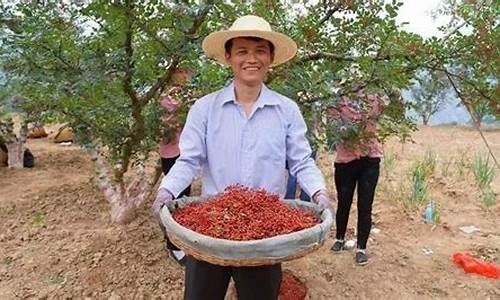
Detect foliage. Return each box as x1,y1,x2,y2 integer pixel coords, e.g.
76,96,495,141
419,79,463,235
407,150,436,208
382,150,396,177
472,152,496,189
421,149,437,177
481,190,496,208
432,0,499,123
1,0,497,221
408,162,430,208
32,212,47,227
1,0,215,182
0,0,428,176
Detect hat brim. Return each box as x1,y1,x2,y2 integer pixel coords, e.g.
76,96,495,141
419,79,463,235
202,30,297,67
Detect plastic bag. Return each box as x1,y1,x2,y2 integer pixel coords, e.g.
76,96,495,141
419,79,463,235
452,252,500,279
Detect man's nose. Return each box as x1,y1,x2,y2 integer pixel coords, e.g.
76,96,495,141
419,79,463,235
246,52,258,62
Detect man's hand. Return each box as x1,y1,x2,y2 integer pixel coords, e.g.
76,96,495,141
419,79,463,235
313,189,333,212
151,188,174,222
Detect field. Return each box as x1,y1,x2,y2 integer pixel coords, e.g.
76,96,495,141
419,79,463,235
0,125,499,299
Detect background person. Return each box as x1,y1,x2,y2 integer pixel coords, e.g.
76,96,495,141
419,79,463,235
157,69,192,265
329,88,384,266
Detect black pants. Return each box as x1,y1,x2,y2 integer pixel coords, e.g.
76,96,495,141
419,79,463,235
334,157,380,249
161,156,191,250
184,256,281,300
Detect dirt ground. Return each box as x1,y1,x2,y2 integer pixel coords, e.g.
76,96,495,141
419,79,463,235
0,125,499,299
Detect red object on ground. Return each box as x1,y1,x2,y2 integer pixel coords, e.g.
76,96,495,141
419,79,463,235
231,270,307,299
173,185,319,241
279,271,307,300
452,252,500,279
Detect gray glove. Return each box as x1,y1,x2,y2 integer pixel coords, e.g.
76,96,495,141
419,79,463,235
151,188,174,223
313,189,333,212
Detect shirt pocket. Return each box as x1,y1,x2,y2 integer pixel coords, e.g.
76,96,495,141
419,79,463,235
255,123,286,164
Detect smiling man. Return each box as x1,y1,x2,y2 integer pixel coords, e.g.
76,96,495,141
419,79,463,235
151,15,332,300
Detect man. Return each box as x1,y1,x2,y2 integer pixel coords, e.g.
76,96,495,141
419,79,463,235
152,15,331,300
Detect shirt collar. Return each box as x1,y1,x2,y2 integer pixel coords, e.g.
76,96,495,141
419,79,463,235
220,81,280,108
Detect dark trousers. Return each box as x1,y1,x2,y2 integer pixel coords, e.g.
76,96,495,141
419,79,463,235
285,151,316,201
185,256,282,300
161,156,191,250
334,157,380,249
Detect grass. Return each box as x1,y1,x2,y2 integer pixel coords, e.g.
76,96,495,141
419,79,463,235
409,165,429,207
440,157,453,178
454,149,471,178
482,190,497,207
3,256,13,267
32,212,46,226
44,275,65,285
405,150,436,208
471,153,497,208
382,151,396,178
472,153,496,190
421,149,437,178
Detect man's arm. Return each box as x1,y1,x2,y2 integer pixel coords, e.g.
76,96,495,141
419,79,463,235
160,101,207,197
285,103,326,198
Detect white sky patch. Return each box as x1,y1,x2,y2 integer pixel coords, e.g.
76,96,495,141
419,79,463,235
395,0,450,38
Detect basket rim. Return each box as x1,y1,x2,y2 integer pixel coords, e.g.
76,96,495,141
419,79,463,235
160,197,332,247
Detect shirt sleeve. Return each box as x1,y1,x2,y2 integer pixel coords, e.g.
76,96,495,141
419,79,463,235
160,100,207,197
286,103,326,197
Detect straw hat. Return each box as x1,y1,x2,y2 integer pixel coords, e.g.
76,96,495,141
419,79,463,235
202,15,297,67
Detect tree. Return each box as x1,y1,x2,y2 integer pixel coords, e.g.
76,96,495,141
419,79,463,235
1,1,217,223
4,0,481,223
431,0,499,168
410,71,450,125
430,0,499,119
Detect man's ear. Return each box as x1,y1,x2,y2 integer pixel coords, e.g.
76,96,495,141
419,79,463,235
270,52,275,64
225,52,231,63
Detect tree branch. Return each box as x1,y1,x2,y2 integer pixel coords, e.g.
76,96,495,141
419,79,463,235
318,3,342,26
301,51,413,63
39,43,79,73
140,3,214,103
117,0,141,182
435,67,496,109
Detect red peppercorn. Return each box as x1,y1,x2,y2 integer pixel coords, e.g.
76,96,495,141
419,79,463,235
173,185,319,241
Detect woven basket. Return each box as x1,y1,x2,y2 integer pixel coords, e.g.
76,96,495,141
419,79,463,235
160,197,333,266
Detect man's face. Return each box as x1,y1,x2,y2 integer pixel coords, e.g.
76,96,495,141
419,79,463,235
225,38,274,86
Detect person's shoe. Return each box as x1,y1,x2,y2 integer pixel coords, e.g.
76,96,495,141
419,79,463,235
355,249,368,266
331,240,345,253
168,249,187,266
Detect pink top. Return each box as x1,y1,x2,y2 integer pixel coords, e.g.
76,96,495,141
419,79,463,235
159,88,182,158
159,128,181,158
330,93,384,163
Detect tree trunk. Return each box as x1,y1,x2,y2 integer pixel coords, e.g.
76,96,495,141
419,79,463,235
6,141,23,169
422,115,429,126
110,200,138,224
90,144,162,224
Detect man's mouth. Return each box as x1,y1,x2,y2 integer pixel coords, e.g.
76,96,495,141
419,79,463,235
243,66,260,71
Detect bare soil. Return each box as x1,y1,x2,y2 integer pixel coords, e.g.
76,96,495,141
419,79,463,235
0,125,499,299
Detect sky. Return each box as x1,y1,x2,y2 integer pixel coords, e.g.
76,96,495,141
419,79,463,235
395,0,449,38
